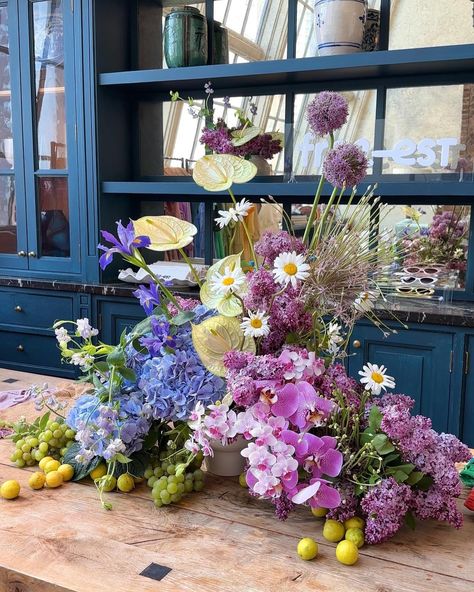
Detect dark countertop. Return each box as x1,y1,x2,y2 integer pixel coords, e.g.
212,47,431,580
1,276,474,328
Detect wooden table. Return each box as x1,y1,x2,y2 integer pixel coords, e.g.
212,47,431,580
0,373,473,592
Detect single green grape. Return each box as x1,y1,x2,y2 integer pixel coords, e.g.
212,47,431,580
167,475,177,484
34,450,45,462
167,482,178,495
60,447,68,457
147,476,157,488
29,437,39,448
22,452,32,462
153,467,164,478
38,442,49,453
193,469,204,481
144,468,154,479
184,480,194,493
49,438,58,448
154,498,163,508
43,430,53,442
176,473,185,484
193,480,204,492
52,429,62,440
16,459,26,468
177,483,185,494
49,421,60,431
12,449,23,461
160,490,171,504
65,429,75,439
166,464,176,475
21,443,31,453
170,493,181,503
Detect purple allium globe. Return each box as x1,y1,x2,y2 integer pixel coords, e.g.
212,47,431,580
307,91,349,137
323,143,368,189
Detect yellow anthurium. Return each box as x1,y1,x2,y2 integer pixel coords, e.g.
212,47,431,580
193,154,257,192
192,315,256,377
133,215,197,251
231,125,262,147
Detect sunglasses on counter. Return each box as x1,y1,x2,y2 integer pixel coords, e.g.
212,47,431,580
402,265,444,275
395,287,435,296
399,276,437,286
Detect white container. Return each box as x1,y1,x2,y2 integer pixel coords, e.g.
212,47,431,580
314,0,367,56
205,436,248,477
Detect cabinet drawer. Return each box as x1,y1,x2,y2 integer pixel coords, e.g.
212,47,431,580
0,329,72,377
0,290,74,330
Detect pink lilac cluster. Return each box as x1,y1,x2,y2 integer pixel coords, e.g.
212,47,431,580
243,268,312,353
323,143,369,189
307,91,349,137
430,210,466,241
200,122,282,159
255,231,306,265
327,482,359,522
168,295,201,316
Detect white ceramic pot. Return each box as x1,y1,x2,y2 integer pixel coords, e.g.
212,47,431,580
205,436,248,477
249,154,273,175
314,0,367,56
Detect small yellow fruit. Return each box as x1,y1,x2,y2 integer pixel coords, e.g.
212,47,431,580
323,519,345,543
90,464,107,481
297,537,318,561
45,470,63,488
344,516,365,530
0,479,20,499
117,473,135,493
28,472,46,490
311,506,328,518
101,475,117,492
57,464,74,482
239,473,248,488
44,459,61,474
336,540,359,565
39,456,54,471
345,527,364,548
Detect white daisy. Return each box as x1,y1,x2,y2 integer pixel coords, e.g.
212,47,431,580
241,310,270,338
358,362,396,395
210,265,246,295
234,199,253,220
273,251,310,288
354,290,377,313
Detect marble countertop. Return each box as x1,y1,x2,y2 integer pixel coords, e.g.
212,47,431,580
1,276,474,327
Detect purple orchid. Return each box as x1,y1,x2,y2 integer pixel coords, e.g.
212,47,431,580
133,282,161,315
271,381,335,430
292,478,342,509
98,220,150,270
299,433,343,478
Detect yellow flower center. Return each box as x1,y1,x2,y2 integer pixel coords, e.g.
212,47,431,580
222,277,235,286
371,371,384,384
250,318,263,329
283,262,298,276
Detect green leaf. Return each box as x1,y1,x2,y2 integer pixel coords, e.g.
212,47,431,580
372,434,395,455
114,450,151,479
142,424,162,450
416,474,434,491
368,405,383,432
392,470,409,483
171,310,196,326
62,442,102,482
106,348,126,367
130,316,153,338
117,366,137,383
114,453,132,464
39,412,51,431
383,452,401,465
360,429,375,446
95,361,110,373
404,511,416,530
406,471,425,486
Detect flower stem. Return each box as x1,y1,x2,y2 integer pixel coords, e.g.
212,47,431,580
228,188,258,268
134,256,183,311
310,186,339,250
178,248,203,288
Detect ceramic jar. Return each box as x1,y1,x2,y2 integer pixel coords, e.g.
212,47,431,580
213,21,229,64
362,8,380,51
314,0,367,56
164,6,208,68
206,437,247,477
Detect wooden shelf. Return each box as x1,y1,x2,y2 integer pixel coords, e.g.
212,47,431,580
99,45,474,97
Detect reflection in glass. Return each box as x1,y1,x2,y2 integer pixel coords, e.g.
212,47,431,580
38,177,70,257
0,4,13,169
33,0,67,169
0,175,16,253
383,85,473,175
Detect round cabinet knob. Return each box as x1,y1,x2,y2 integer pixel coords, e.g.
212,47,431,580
17,250,27,257
353,340,361,349
17,345,24,352
14,305,23,312
28,251,37,258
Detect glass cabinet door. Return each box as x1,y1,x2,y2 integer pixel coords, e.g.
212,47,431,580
0,0,28,270
20,0,80,273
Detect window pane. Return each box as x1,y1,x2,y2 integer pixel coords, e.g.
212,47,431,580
382,85,473,176
0,4,13,169
389,0,474,50
33,0,67,169
38,177,70,257
0,175,16,253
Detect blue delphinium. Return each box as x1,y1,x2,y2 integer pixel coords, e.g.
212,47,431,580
138,305,226,422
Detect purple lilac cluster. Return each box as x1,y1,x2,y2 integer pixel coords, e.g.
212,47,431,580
255,230,306,265
323,143,368,189
200,123,282,159
307,91,349,137
430,210,466,241
327,482,359,522
314,363,362,408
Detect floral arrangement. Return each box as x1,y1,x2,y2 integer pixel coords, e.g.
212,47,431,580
171,82,283,161
8,91,470,547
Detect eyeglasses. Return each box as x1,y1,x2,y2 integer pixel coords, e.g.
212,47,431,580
395,287,435,296
402,265,443,275
399,276,437,286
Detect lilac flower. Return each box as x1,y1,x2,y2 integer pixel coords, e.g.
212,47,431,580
307,91,349,137
327,482,359,522
254,230,306,265
204,81,214,95
249,102,258,116
272,491,294,520
133,283,161,315
98,220,150,270
323,143,368,189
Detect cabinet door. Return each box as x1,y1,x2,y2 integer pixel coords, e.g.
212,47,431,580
96,299,146,345
0,1,28,271
462,335,474,447
347,324,454,434
18,0,80,274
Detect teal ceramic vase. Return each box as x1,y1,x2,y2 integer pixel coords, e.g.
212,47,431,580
213,21,229,64
164,6,208,68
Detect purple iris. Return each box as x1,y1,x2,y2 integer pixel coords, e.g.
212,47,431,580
271,381,335,430
133,282,161,315
140,318,176,357
98,220,150,270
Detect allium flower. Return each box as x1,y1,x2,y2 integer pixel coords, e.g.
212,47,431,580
241,310,271,338
133,283,161,315
98,220,151,270
255,230,306,265
55,327,70,345
359,363,395,395
323,143,368,189
211,265,246,295
273,251,310,288
75,318,99,339
306,91,348,137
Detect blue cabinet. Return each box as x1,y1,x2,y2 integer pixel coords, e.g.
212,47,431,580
461,335,474,447
94,297,145,345
347,323,455,435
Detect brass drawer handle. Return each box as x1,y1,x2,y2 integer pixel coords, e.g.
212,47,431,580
14,305,23,312
28,251,37,258
17,345,24,352
353,340,361,349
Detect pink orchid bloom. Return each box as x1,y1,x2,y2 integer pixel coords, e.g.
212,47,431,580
300,433,343,479
247,469,282,497
291,478,341,509
281,429,309,457
241,443,276,471
271,381,334,430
